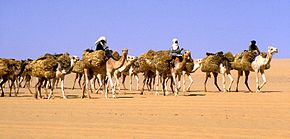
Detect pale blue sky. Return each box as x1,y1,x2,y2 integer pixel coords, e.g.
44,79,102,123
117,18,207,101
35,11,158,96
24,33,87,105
0,0,289,59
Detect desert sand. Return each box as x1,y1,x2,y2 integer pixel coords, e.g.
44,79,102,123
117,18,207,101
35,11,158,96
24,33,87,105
0,59,290,139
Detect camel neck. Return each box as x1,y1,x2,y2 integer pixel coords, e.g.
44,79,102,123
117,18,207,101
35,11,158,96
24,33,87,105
114,53,126,69
265,52,273,65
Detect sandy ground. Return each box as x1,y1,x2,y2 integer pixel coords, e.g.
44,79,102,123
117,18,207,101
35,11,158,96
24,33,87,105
0,59,290,139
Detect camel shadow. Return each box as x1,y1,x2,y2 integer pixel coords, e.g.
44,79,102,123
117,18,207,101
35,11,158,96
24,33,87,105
116,96,134,99
187,93,206,97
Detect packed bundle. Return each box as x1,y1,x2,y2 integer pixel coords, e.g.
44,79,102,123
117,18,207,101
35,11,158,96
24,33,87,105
72,60,85,73
31,54,58,79
138,50,157,72
201,55,222,73
0,58,11,76
82,49,107,68
153,50,171,73
56,53,71,69
230,51,255,71
223,52,235,62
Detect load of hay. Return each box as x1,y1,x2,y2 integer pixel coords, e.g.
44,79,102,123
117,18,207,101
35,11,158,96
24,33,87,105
230,51,255,71
0,58,12,76
56,53,71,69
223,52,235,62
82,49,107,68
201,54,222,73
31,54,58,79
153,50,172,73
138,50,157,72
72,60,85,73
0,58,22,77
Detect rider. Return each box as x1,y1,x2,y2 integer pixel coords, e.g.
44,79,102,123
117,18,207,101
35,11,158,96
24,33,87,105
248,40,260,56
170,38,183,62
95,36,112,57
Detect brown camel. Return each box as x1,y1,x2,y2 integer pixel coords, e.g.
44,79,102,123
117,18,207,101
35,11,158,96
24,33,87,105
170,50,191,96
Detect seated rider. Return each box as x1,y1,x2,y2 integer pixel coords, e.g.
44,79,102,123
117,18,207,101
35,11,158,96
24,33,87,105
248,40,260,56
170,38,183,62
95,36,112,57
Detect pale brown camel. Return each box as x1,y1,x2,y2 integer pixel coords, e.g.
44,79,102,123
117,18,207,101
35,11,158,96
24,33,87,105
201,52,234,92
82,48,128,99
181,58,202,92
233,46,278,92
113,55,138,91
170,50,191,96
29,53,79,99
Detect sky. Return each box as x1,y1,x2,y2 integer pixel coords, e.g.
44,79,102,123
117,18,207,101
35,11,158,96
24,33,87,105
0,0,289,59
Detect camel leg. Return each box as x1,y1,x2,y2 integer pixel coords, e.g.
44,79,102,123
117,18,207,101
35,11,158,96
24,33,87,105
155,71,159,94
95,75,103,94
26,76,33,94
113,71,120,91
170,76,174,95
122,74,127,91
255,70,260,93
72,73,79,90
258,70,267,92
48,79,56,100
0,78,8,97
244,71,252,92
171,73,178,96
83,69,91,98
235,70,242,92
162,75,167,96
227,73,234,92
186,74,193,92
182,71,186,92
135,75,139,91
140,76,146,95
213,72,221,92
204,72,209,92
60,76,67,99
78,73,83,89
222,73,226,92
36,78,44,99
107,73,116,98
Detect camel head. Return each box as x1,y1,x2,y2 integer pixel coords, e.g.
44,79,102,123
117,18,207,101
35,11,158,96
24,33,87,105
122,48,129,57
70,56,80,66
183,50,191,59
127,55,138,62
194,58,203,65
268,46,278,55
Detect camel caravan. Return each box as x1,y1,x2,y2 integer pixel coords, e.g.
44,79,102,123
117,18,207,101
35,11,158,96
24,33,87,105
0,37,278,99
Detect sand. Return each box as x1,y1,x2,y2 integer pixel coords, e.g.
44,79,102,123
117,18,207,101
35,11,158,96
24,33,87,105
0,59,290,139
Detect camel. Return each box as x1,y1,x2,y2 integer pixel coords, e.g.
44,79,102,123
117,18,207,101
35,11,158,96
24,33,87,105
71,60,84,90
233,46,278,92
82,48,128,99
201,52,234,92
0,59,28,97
113,55,138,91
181,58,203,92
29,53,79,99
251,46,278,92
139,50,172,96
